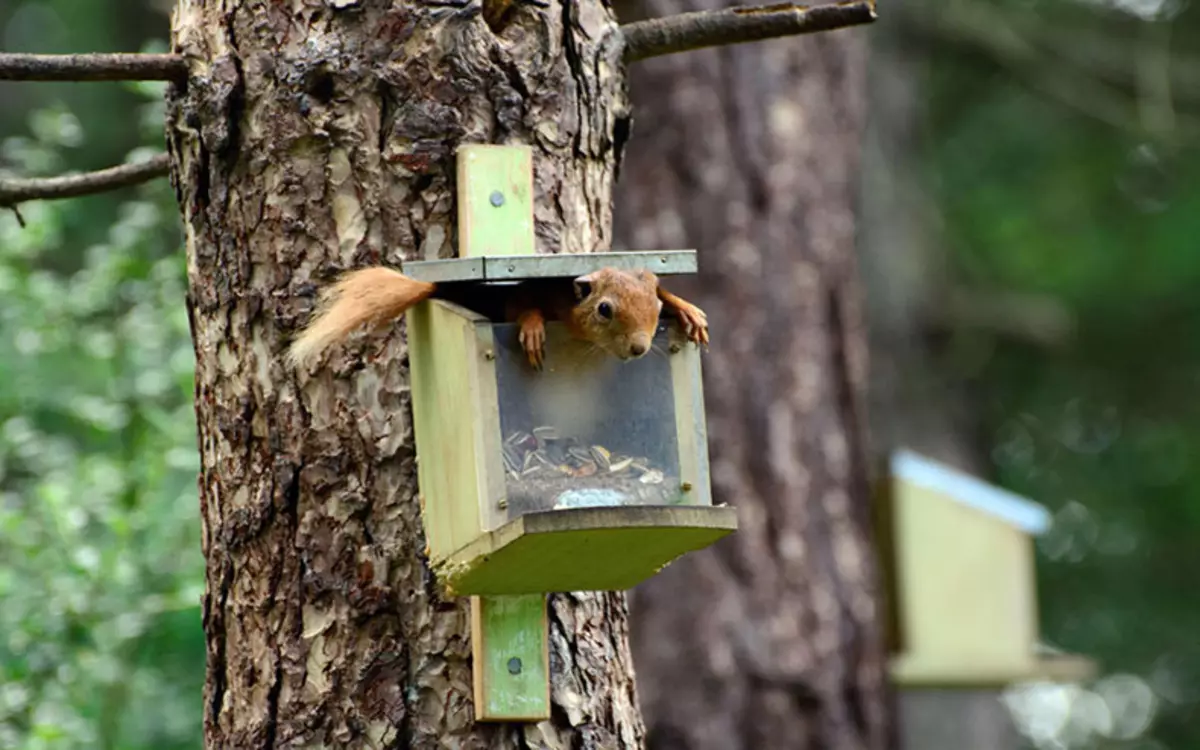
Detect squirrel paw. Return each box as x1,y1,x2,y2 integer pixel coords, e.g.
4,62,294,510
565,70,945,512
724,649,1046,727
518,316,546,370
675,302,709,348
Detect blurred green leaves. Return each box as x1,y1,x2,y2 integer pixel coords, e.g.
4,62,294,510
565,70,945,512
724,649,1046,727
0,85,202,749
923,4,1200,746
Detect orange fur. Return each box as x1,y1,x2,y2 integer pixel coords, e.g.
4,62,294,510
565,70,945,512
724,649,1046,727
287,264,709,371
287,267,435,369
565,268,664,361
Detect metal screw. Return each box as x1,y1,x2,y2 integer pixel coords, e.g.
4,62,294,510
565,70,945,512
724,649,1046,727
507,657,522,675
490,190,505,207
498,498,508,509
484,350,495,360
669,343,682,354
507,265,516,273
681,482,693,492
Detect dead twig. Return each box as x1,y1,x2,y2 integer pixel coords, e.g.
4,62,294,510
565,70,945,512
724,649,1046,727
0,53,187,82
0,154,172,209
622,1,877,63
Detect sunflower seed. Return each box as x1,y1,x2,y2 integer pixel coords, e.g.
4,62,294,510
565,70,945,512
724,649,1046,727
609,457,633,473
568,447,594,463
590,446,611,470
502,445,522,473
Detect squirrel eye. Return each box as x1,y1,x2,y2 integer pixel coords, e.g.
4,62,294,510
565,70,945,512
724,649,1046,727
597,301,613,320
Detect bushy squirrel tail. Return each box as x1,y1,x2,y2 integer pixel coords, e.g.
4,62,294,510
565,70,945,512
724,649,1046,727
287,267,436,369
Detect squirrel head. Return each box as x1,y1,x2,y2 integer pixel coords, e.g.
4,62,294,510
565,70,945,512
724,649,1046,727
570,268,663,361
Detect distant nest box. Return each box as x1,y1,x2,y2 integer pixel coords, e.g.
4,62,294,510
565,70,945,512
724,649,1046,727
876,449,1097,687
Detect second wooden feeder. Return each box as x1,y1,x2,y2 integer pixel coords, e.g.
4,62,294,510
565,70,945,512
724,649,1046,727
404,251,737,597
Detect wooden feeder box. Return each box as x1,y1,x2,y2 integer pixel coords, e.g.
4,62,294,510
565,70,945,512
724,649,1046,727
404,250,736,597
876,449,1096,687
410,144,737,722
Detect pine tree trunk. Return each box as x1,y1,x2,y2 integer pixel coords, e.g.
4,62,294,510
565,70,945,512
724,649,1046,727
166,1,644,746
611,2,891,748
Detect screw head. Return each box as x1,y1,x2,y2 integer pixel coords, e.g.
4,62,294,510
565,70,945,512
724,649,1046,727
490,190,505,207
507,657,522,675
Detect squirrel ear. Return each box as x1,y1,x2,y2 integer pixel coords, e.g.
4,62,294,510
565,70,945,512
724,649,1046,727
573,273,595,301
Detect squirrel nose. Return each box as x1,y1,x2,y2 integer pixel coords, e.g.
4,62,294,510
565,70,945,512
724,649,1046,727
629,341,648,357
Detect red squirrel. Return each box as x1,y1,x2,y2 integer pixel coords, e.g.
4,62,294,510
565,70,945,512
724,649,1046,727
287,265,709,370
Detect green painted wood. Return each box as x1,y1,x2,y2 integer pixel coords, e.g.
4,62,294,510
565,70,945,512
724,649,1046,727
668,324,712,507
407,298,496,558
456,145,536,258
455,146,547,724
437,506,739,596
471,594,550,721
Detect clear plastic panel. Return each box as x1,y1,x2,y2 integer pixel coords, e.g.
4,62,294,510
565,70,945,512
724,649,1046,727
492,320,686,520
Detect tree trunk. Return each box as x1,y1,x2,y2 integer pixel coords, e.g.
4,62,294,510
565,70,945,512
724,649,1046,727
859,14,1018,750
611,3,890,749
166,1,645,746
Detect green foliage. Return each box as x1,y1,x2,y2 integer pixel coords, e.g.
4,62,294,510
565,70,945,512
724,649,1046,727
926,11,1200,747
0,90,204,748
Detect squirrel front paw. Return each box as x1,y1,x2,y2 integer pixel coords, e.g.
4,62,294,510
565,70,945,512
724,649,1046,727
517,312,546,370
675,301,709,348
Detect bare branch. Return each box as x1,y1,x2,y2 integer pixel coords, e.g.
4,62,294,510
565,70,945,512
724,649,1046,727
622,1,877,63
935,286,1076,348
0,154,171,209
902,2,1200,136
900,6,1200,138
0,53,187,82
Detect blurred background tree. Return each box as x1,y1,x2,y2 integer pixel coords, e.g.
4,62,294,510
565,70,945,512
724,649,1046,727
3,0,1200,749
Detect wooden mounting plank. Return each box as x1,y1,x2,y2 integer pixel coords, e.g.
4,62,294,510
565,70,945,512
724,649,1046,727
456,145,547,726
456,145,536,258
471,594,551,722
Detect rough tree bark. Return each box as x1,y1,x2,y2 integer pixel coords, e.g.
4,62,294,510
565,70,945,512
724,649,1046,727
611,2,890,749
166,1,645,746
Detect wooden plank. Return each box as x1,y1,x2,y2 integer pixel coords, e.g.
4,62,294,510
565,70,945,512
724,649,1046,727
407,299,493,559
471,323,508,534
668,324,712,507
870,464,906,656
402,250,699,283
471,594,550,722
437,506,739,596
896,481,1037,670
890,652,1098,687
456,146,548,726
456,145,536,258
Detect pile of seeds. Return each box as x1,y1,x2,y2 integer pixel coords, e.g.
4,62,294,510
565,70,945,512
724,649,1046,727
500,427,676,513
